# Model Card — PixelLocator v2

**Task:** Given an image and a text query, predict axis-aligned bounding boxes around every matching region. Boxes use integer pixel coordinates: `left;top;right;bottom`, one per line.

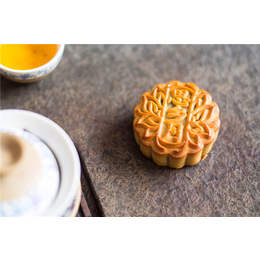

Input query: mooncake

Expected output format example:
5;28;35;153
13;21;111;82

133;81;220;168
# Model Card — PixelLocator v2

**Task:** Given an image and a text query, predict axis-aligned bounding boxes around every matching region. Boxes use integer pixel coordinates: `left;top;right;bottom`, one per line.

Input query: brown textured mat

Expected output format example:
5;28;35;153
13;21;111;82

1;45;260;216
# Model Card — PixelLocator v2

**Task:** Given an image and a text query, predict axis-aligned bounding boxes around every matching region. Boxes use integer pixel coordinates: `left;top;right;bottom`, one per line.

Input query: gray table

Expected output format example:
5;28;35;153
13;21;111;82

1;45;260;216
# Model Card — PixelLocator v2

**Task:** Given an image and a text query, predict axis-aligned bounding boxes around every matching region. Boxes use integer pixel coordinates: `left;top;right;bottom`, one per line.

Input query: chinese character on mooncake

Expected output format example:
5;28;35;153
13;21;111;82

133;81;220;168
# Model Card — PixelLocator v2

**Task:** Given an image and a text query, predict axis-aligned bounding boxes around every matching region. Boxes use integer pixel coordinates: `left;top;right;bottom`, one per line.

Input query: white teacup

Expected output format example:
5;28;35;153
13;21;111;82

0;44;65;83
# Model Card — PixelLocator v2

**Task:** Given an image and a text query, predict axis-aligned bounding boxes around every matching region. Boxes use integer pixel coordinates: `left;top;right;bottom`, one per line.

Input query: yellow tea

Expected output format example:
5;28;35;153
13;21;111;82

0;44;58;70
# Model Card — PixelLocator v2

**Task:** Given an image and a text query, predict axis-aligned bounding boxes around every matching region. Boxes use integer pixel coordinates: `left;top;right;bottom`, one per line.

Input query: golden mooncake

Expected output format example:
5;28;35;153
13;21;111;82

133;81;220;168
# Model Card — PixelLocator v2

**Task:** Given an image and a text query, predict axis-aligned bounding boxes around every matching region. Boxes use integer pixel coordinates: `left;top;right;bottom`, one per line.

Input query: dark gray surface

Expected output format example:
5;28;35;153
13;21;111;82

1;45;260;216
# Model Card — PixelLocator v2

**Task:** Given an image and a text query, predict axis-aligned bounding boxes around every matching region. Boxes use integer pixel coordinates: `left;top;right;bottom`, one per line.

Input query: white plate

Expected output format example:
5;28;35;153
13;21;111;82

1;109;81;217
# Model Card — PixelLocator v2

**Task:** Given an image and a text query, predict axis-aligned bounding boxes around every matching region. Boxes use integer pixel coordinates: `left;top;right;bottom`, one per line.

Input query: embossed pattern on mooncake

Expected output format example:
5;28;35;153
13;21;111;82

133;81;220;168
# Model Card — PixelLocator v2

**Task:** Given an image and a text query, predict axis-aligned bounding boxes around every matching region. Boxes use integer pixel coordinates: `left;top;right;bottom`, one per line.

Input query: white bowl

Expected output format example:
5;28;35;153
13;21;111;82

0;127;60;217
0;44;65;83
0;109;81;217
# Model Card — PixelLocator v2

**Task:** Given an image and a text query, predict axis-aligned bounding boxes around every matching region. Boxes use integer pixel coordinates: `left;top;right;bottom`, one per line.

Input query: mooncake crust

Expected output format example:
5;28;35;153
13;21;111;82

133;81;220;168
